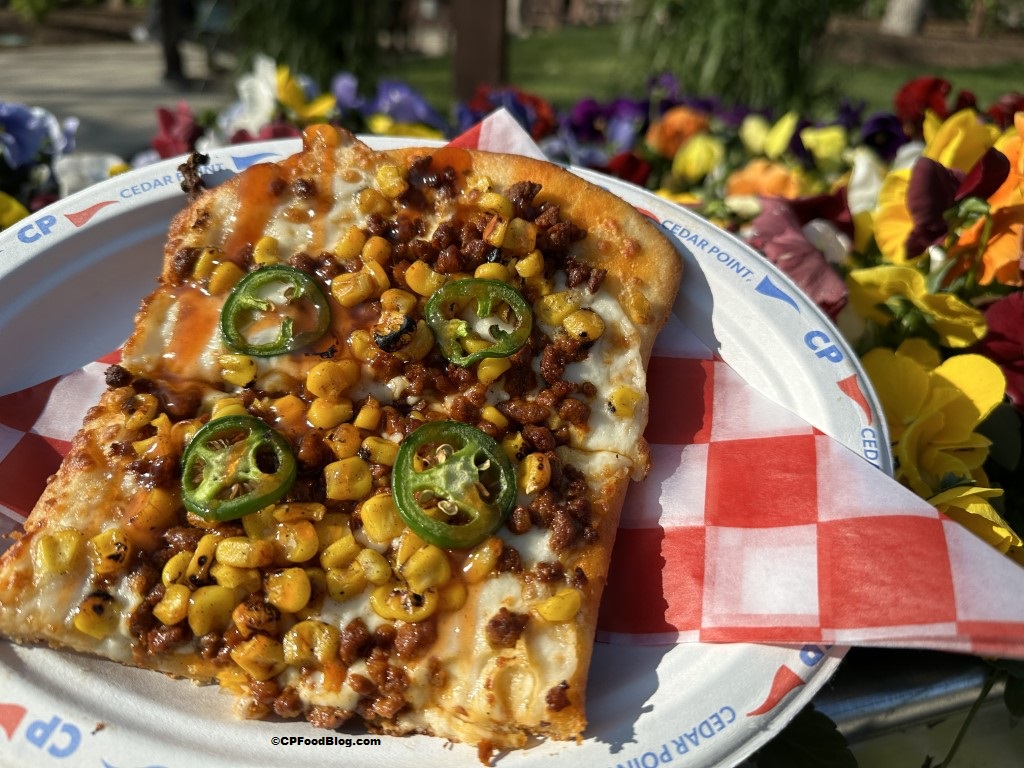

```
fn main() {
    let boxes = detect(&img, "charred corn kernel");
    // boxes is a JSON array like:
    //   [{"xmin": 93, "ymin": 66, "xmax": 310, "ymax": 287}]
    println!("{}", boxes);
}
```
[
  {"xmin": 395, "ymin": 320, "xmax": 433, "ymax": 362},
  {"xmin": 186, "ymin": 533, "xmax": 220, "ymax": 586},
  {"xmin": 269, "ymin": 393, "xmax": 306, "ymax": 428},
  {"xmin": 608, "ymin": 386, "xmax": 644, "ymax": 419},
  {"xmin": 439, "ymin": 580, "xmax": 468, "ymax": 612},
  {"xmin": 476, "ymin": 356, "xmax": 512, "ymax": 386},
  {"xmin": 152, "ymin": 583, "xmax": 190, "ymax": 625},
  {"xmin": 356, "ymin": 548, "xmax": 392, "ymax": 585},
  {"xmin": 525, "ymin": 273, "xmax": 553, "ymax": 297},
  {"xmin": 264, "ymin": 567, "xmax": 311, "ymax": 613},
  {"xmin": 123, "ymin": 393, "xmax": 159, "ymax": 430},
  {"xmin": 480, "ymin": 405, "xmax": 509, "ymax": 430},
  {"xmin": 562, "ymin": 308, "xmax": 605, "ymax": 342},
  {"xmin": 462, "ymin": 536, "xmax": 503, "ymax": 583},
  {"xmin": 210, "ymin": 562, "xmax": 261, "ymax": 592},
  {"xmin": 474, "ymin": 262, "xmax": 510, "ymax": 282},
  {"xmin": 131, "ymin": 412, "xmax": 172, "ymax": 456},
  {"xmin": 359, "ymin": 494, "xmax": 404, "ymax": 543},
  {"xmin": 334, "ymin": 226, "xmax": 367, "ymax": 261},
  {"xmin": 362, "ymin": 258, "xmax": 390, "ymax": 293},
  {"xmin": 219, "ymin": 353, "xmax": 258, "ymax": 387},
  {"xmin": 347, "ymin": 328, "xmax": 377, "ymax": 363},
  {"xmin": 478, "ymin": 191, "xmax": 514, "ymax": 220},
  {"xmin": 242, "ymin": 505, "xmax": 277, "ymax": 540},
  {"xmin": 395, "ymin": 529, "xmax": 429, "ymax": 569},
  {"xmin": 519, "ymin": 452, "xmax": 552, "ymax": 495},
  {"xmin": 273, "ymin": 503, "xmax": 326, "ymax": 523},
  {"xmin": 303, "ymin": 566, "xmax": 327, "ymax": 608},
  {"xmin": 210, "ymin": 396, "xmax": 248, "ymax": 420},
  {"xmin": 216, "ymin": 537, "xmax": 276, "ymax": 569},
  {"xmin": 536, "ymin": 291, "xmax": 581, "ymax": 326},
  {"xmin": 314, "ymin": 512, "xmax": 351, "ymax": 547},
  {"xmin": 483, "ymin": 214, "xmax": 509, "ymax": 248},
  {"xmin": 319, "ymin": 530, "xmax": 361, "ymax": 569},
  {"xmin": 375, "ymin": 164, "xmax": 409, "ymax": 198},
  {"xmin": 514, "ymin": 249, "xmax": 544, "ymax": 278},
  {"xmin": 361, "ymin": 234, "xmax": 392, "ymax": 266},
  {"xmin": 400, "ymin": 544, "xmax": 451, "ymax": 593},
  {"xmin": 31, "ymin": 529, "xmax": 84, "ymax": 576},
  {"xmin": 192, "ymin": 247, "xmax": 219, "ymax": 279},
  {"xmin": 535, "ymin": 588, "xmax": 582, "ymax": 622},
  {"xmin": 369, "ymin": 584, "xmax": 438, "ymax": 623},
  {"xmin": 89, "ymin": 528, "xmax": 131, "ymax": 576},
  {"xmin": 404, "ymin": 259, "xmax": 446, "ymax": 297},
  {"xmin": 353, "ymin": 397, "xmax": 382, "ymax": 430},
  {"xmin": 326, "ymin": 562, "xmax": 367, "ymax": 603},
  {"xmin": 73, "ymin": 591, "xmax": 118, "ymax": 639},
  {"xmin": 502, "ymin": 218, "xmax": 537, "ymax": 254},
  {"xmin": 283, "ymin": 620, "xmax": 340, "ymax": 666},
  {"xmin": 324, "ymin": 456, "xmax": 373, "ymax": 501},
  {"xmin": 361, "ymin": 435, "xmax": 399, "ymax": 466},
  {"xmin": 501, "ymin": 431, "xmax": 529, "ymax": 462},
  {"xmin": 125, "ymin": 487, "xmax": 179, "ymax": 547},
  {"xmin": 170, "ymin": 419, "xmax": 201, "ymax": 452},
  {"xmin": 465, "ymin": 172, "xmax": 492, "ymax": 194},
  {"xmin": 230, "ymin": 635, "xmax": 287, "ymax": 681},
  {"xmin": 325, "ymin": 422, "xmax": 362, "ymax": 460},
  {"xmin": 188, "ymin": 584, "xmax": 236, "ymax": 636},
  {"xmin": 306, "ymin": 359, "xmax": 361, "ymax": 401},
  {"xmin": 331, "ymin": 270, "xmax": 377, "ymax": 307},
  {"xmin": 273, "ymin": 520, "xmax": 320, "ymax": 563},
  {"xmin": 380, "ymin": 288, "xmax": 417, "ymax": 314},
  {"xmin": 162, "ymin": 550, "xmax": 193, "ymax": 586},
  {"xmin": 231, "ymin": 595, "xmax": 281, "ymax": 639},
  {"xmin": 623, "ymin": 285, "xmax": 654, "ymax": 325},
  {"xmin": 357, "ymin": 187, "xmax": 390, "ymax": 216},
  {"xmin": 251, "ymin": 235, "xmax": 280, "ymax": 266},
  {"xmin": 207, "ymin": 261, "xmax": 246, "ymax": 295}
]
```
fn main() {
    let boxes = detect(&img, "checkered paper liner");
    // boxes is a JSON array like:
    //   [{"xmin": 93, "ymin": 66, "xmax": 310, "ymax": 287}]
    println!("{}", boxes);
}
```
[{"xmin": 2, "ymin": 111, "xmax": 1023, "ymax": 663}]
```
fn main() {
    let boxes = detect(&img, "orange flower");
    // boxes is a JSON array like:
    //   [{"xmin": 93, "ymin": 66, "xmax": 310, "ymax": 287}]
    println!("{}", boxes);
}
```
[
  {"xmin": 645, "ymin": 106, "xmax": 709, "ymax": 158},
  {"xmin": 725, "ymin": 158, "xmax": 805, "ymax": 198}
]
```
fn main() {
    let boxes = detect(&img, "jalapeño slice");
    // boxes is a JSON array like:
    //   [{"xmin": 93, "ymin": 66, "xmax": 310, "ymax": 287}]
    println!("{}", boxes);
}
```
[
  {"xmin": 220, "ymin": 264, "xmax": 331, "ymax": 357},
  {"xmin": 392, "ymin": 420, "xmax": 517, "ymax": 550},
  {"xmin": 424, "ymin": 278, "xmax": 532, "ymax": 367},
  {"xmin": 181, "ymin": 415, "xmax": 297, "ymax": 521}
]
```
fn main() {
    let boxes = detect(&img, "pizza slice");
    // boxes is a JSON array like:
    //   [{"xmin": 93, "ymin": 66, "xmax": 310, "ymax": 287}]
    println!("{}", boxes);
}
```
[{"xmin": 0, "ymin": 126, "xmax": 681, "ymax": 760}]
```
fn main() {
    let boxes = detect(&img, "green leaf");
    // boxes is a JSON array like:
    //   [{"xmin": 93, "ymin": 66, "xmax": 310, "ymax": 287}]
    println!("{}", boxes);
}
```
[{"xmin": 752, "ymin": 705, "xmax": 858, "ymax": 768}]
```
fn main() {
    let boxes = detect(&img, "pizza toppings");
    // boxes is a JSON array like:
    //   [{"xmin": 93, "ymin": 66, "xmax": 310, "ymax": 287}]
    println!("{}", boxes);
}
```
[
  {"xmin": 391, "ymin": 420, "xmax": 517, "ymax": 549},
  {"xmin": 180, "ymin": 415, "xmax": 298, "ymax": 521},
  {"xmin": 220, "ymin": 264, "xmax": 332, "ymax": 357}
]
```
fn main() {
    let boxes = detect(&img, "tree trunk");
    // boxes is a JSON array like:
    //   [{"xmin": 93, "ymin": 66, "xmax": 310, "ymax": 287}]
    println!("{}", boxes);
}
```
[
  {"xmin": 880, "ymin": 0, "xmax": 927, "ymax": 37},
  {"xmin": 968, "ymin": 0, "xmax": 986, "ymax": 38}
]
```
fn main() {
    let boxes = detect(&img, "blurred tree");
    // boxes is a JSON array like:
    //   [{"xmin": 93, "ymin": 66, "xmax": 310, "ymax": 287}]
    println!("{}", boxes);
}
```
[
  {"xmin": 231, "ymin": 0, "xmax": 393, "ymax": 88},
  {"xmin": 880, "ymin": 0, "xmax": 928, "ymax": 35},
  {"xmin": 622, "ymin": 0, "xmax": 859, "ymax": 112}
]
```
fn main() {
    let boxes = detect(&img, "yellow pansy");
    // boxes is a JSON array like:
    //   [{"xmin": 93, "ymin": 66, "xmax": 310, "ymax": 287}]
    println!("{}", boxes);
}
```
[
  {"xmin": 930, "ymin": 485, "xmax": 1024, "ymax": 565},
  {"xmin": 871, "ymin": 167, "xmax": 914, "ymax": 263},
  {"xmin": 739, "ymin": 114, "xmax": 770, "ymax": 155},
  {"xmin": 764, "ymin": 110, "xmax": 799, "ymax": 160},
  {"xmin": 922, "ymin": 108, "xmax": 1000, "ymax": 173},
  {"xmin": 365, "ymin": 114, "xmax": 445, "ymax": 140},
  {"xmin": 671, "ymin": 133, "xmax": 725, "ymax": 184},
  {"xmin": 846, "ymin": 264, "xmax": 987, "ymax": 348},
  {"xmin": 799, "ymin": 124, "xmax": 848, "ymax": 173},
  {"xmin": 656, "ymin": 189, "xmax": 703, "ymax": 206},
  {"xmin": 276, "ymin": 66, "xmax": 336, "ymax": 124},
  {"xmin": 0, "ymin": 191, "xmax": 29, "ymax": 230}
]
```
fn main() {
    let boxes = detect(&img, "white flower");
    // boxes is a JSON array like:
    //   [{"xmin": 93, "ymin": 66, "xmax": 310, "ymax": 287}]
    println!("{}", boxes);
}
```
[{"xmin": 221, "ymin": 54, "xmax": 278, "ymax": 137}]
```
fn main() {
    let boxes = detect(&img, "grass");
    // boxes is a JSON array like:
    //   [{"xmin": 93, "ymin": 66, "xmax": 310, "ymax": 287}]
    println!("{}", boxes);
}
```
[{"xmin": 379, "ymin": 22, "xmax": 1022, "ymax": 120}]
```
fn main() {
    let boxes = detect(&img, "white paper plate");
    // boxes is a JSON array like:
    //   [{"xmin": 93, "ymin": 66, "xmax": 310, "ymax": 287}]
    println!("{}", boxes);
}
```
[{"xmin": 0, "ymin": 137, "xmax": 892, "ymax": 768}]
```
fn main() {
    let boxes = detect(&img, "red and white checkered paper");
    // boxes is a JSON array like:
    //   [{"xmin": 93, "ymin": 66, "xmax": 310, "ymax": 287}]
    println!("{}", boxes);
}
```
[{"xmin": 2, "ymin": 111, "xmax": 1024, "ymax": 661}]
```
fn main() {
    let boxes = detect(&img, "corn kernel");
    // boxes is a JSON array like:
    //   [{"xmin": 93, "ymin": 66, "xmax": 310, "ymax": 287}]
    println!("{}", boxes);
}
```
[
  {"xmin": 476, "ymin": 356, "xmax": 512, "ymax": 386},
  {"xmin": 477, "ymin": 191, "xmax": 514, "ymax": 220},
  {"xmin": 360, "ymin": 435, "xmax": 399, "ymax": 466},
  {"xmin": 400, "ymin": 544, "xmax": 452, "ymax": 593},
  {"xmin": 347, "ymin": 328, "xmax": 379, "ymax": 363},
  {"xmin": 361, "ymin": 235, "xmax": 393, "ymax": 266},
  {"xmin": 623, "ymin": 284, "xmax": 654, "ymax": 325},
  {"xmin": 162, "ymin": 550, "xmax": 193, "ymax": 586},
  {"xmin": 439, "ymin": 580, "xmax": 468, "ymax": 612},
  {"xmin": 356, "ymin": 548, "xmax": 392, "ymax": 585},
  {"xmin": 73, "ymin": 591, "xmax": 118, "ymax": 639},
  {"xmin": 395, "ymin": 529, "xmax": 428, "ymax": 569},
  {"xmin": 501, "ymin": 431, "xmax": 529, "ymax": 462},
  {"xmin": 242, "ymin": 505, "xmax": 277, "ymax": 540},
  {"xmin": 519, "ymin": 452, "xmax": 553, "ymax": 495},
  {"xmin": 480, "ymin": 405, "xmax": 509, "ymax": 430},
  {"xmin": 395, "ymin": 320, "xmax": 434, "ymax": 362},
  {"xmin": 325, "ymin": 422, "xmax": 362, "ymax": 460},
  {"xmin": 314, "ymin": 512, "xmax": 352, "ymax": 548},
  {"xmin": 192, "ymin": 247, "xmax": 219, "ymax": 280},
  {"xmin": 152, "ymin": 583, "xmax": 191, "ymax": 625},
  {"xmin": 123, "ymin": 393, "xmax": 160, "ymax": 431},
  {"xmin": 210, "ymin": 396, "xmax": 248, "ymax": 420},
  {"xmin": 353, "ymin": 397, "xmax": 382, "ymax": 430},
  {"xmin": 268, "ymin": 394, "xmax": 306, "ymax": 429},
  {"xmin": 502, "ymin": 218, "xmax": 537, "ymax": 254},
  {"xmin": 207, "ymin": 261, "xmax": 246, "ymax": 295},
  {"xmin": 334, "ymin": 226, "xmax": 367, "ymax": 261},
  {"xmin": 219, "ymin": 353, "xmax": 258, "ymax": 387},
  {"xmin": 251, "ymin": 235, "xmax": 280, "ymax": 266},
  {"xmin": 124, "ymin": 487, "xmax": 180, "ymax": 550},
  {"xmin": 369, "ymin": 584, "xmax": 438, "ymax": 623},
  {"xmin": 265, "ymin": 567, "xmax": 312, "ymax": 613},
  {"xmin": 325, "ymin": 562, "xmax": 367, "ymax": 603},
  {"xmin": 536, "ymin": 291, "xmax": 581, "ymax": 326},
  {"xmin": 273, "ymin": 519, "xmax": 320, "ymax": 564},
  {"xmin": 462, "ymin": 536, "xmax": 503, "ymax": 583},
  {"xmin": 380, "ymin": 288, "xmax": 417, "ymax": 314},
  {"xmin": 231, "ymin": 595, "xmax": 280, "ymax": 639},
  {"xmin": 376, "ymin": 164, "xmax": 409, "ymax": 198},
  {"xmin": 535, "ymin": 588, "xmax": 583, "ymax": 622},
  {"xmin": 474, "ymin": 262, "xmax": 510, "ymax": 283},
  {"xmin": 359, "ymin": 494, "xmax": 405, "ymax": 543},
  {"xmin": 331, "ymin": 270, "xmax": 377, "ymax": 307},
  {"xmin": 89, "ymin": 528, "xmax": 131, "ymax": 576},
  {"xmin": 230, "ymin": 635, "xmax": 287, "ymax": 681},
  {"xmin": 188, "ymin": 584, "xmax": 236, "ymax": 636},
  {"xmin": 273, "ymin": 503, "xmax": 326, "ymax": 523},
  {"xmin": 357, "ymin": 187, "xmax": 391, "ymax": 216},
  {"xmin": 608, "ymin": 386, "xmax": 644, "ymax": 419},
  {"xmin": 216, "ymin": 537, "xmax": 276, "ymax": 569},
  {"xmin": 362, "ymin": 259, "xmax": 390, "ymax": 293},
  {"xmin": 324, "ymin": 456, "xmax": 373, "ymax": 501},
  {"xmin": 514, "ymin": 249, "xmax": 544, "ymax": 279},
  {"xmin": 306, "ymin": 359, "xmax": 360, "ymax": 401},
  {"xmin": 210, "ymin": 562, "xmax": 261, "ymax": 592},
  {"xmin": 562, "ymin": 308, "xmax": 605, "ymax": 342},
  {"xmin": 319, "ymin": 530, "xmax": 362, "ymax": 569},
  {"xmin": 31, "ymin": 529, "xmax": 84, "ymax": 577},
  {"xmin": 404, "ymin": 259, "xmax": 446, "ymax": 297},
  {"xmin": 483, "ymin": 214, "xmax": 509, "ymax": 248},
  {"xmin": 283, "ymin": 619, "xmax": 340, "ymax": 667},
  {"xmin": 186, "ymin": 533, "xmax": 220, "ymax": 587}
]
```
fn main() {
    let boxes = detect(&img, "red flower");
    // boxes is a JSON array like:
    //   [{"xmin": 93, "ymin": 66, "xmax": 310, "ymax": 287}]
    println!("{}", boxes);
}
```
[
  {"xmin": 151, "ymin": 101, "xmax": 202, "ymax": 159},
  {"xmin": 987, "ymin": 93, "xmax": 1024, "ymax": 130},
  {"xmin": 974, "ymin": 292, "xmax": 1024, "ymax": 411},
  {"xmin": 602, "ymin": 151, "xmax": 652, "ymax": 186}
]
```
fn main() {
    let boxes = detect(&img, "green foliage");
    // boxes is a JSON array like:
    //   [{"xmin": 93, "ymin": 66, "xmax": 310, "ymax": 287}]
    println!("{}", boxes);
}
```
[
  {"xmin": 622, "ymin": 0, "xmax": 854, "ymax": 111},
  {"xmin": 231, "ymin": 0, "xmax": 392, "ymax": 90},
  {"xmin": 10, "ymin": 0, "xmax": 57, "ymax": 25}
]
